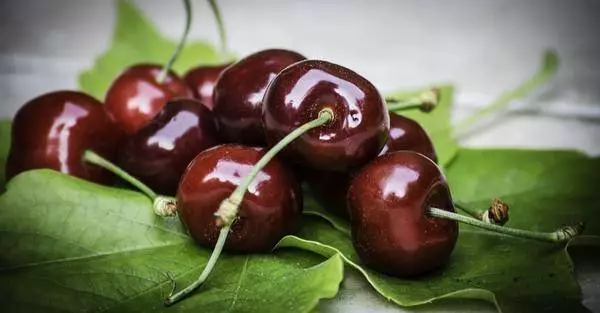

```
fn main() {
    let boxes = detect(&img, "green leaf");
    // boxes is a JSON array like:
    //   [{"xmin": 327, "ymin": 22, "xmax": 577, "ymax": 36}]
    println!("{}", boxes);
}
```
[
  {"xmin": 446, "ymin": 149, "xmax": 600, "ymax": 237},
  {"xmin": 78, "ymin": 0, "xmax": 234, "ymax": 100},
  {"xmin": 0, "ymin": 120, "xmax": 11, "ymax": 191},
  {"xmin": 385, "ymin": 85, "xmax": 458, "ymax": 167},
  {"xmin": 0, "ymin": 170, "xmax": 344, "ymax": 312},
  {"xmin": 286, "ymin": 148, "xmax": 600, "ymax": 312}
]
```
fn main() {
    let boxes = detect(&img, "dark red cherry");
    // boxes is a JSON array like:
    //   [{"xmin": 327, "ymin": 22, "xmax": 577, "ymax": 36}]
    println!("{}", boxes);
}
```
[
  {"xmin": 105, "ymin": 64, "xmax": 193, "ymax": 135},
  {"xmin": 380, "ymin": 113, "xmax": 437, "ymax": 162},
  {"xmin": 117, "ymin": 99, "xmax": 220, "ymax": 195},
  {"xmin": 263, "ymin": 60, "xmax": 389, "ymax": 171},
  {"xmin": 305, "ymin": 113, "xmax": 437, "ymax": 218},
  {"xmin": 177, "ymin": 144, "xmax": 302, "ymax": 252},
  {"xmin": 212, "ymin": 49, "xmax": 306, "ymax": 145},
  {"xmin": 348, "ymin": 151, "xmax": 458, "ymax": 277},
  {"xmin": 6, "ymin": 90, "xmax": 122, "ymax": 184},
  {"xmin": 184, "ymin": 63, "xmax": 231, "ymax": 110}
]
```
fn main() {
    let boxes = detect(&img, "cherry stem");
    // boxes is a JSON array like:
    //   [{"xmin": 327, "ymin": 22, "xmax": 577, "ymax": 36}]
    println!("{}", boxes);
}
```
[
  {"xmin": 455, "ymin": 198, "xmax": 509, "ymax": 226},
  {"xmin": 207, "ymin": 0, "xmax": 228, "ymax": 55},
  {"xmin": 386, "ymin": 88, "xmax": 439, "ymax": 113},
  {"xmin": 82, "ymin": 150, "xmax": 177, "ymax": 217},
  {"xmin": 164, "ymin": 108, "xmax": 335, "ymax": 306},
  {"xmin": 157, "ymin": 0, "xmax": 192, "ymax": 83},
  {"xmin": 453, "ymin": 50, "xmax": 559, "ymax": 135},
  {"xmin": 164, "ymin": 226, "xmax": 229, "ymax": 306},
  {"xmin": 428, "ymin": 207, "xmax": 584, "ymax": 243}
]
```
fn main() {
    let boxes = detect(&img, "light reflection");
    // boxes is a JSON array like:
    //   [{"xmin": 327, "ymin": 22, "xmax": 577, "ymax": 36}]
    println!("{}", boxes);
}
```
[
  {"xmin": 381, "ymin": 167, "xmax": 419, "ymax": 199},
  {"xmin": 47, "ymin": 103, "xmax": 89, "ymax": 172},
  {"xmin": 200, "ymin": 82, "xmax": 214, "ymax": 97},
  {"xmin": 202, "ymin": 160, "xmax": 271, "ymax": 196},
  {"xmin": 127, "ymin": 80, "xmax": 164, "ymax": 114},
  {"xmin": 146, "ymin": 111, "xmax": 199, "ymax": 151},
  {"xmin": 248, "ymin": 73, "xmax": 276, "ymax": 105},
  {"xmin": 318, "ymin": 133, "xmax": 333, "ymax": 141},
  {"xmin": 333, "ymin": 86, "xmax": 362, "ymax": 128},
  {"xmin": 284, "ymin": 69, "xmax": 366, "ymax": 111},
  {"xmin": 389, "ymin": 127, "xmax": 406, "ymax": 139}
]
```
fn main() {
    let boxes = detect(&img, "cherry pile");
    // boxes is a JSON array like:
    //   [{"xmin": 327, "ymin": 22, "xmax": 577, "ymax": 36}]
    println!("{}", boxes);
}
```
[{"xmin": 4, "ymin": 0, "xmax": 584, "ymax": 307}]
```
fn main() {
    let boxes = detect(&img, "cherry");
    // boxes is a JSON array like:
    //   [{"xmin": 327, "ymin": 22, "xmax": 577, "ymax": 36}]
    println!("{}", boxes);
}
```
[
  {"xmin": 183, "ymin": 63, "xmax": 231, "ymax": 110},
  {"xmin": 380, "ymin": 113, "xmax": 437, "ymax": 162},
  {"xmin": 212, "ymin": 49, "xmax": 306, "ymax": 145},
  {"xmin": 6, "ymin": 91, "xmax": 122, "ymax": 185},
  {"xmin": 117, "ymin": 99, "xmax": 219, "ymax": 196},
  {"xmin": 104, "ymin": 0, "xmax": 195, "ymax": 135},
  {"xmin": 305, "ymin": 112, "xmax": 437, "ymax": 219},
  {"xmin": 176, "ymin": 144, "xmax": 302, "ymax": 252},
  {"xmin": 348, "ymin": 151, "xmax": 457, "ymax": 276},
  {"xmin": 263, "ymin": 59, "xmax": 390, "ymax": 171},
  {"xmin": 166, "ymin": 59, "xmax": 391, "ymax": 305},
  {"xmin": 104, "ymin": 64, "xmax": 193, "ymax": 135},
  {"xmin": 348, "ymin": 151, "xmax": 584, "ymax": 277}
]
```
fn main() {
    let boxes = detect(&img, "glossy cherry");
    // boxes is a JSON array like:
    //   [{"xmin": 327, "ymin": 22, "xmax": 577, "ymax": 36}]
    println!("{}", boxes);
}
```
[
  {"xmin": 263, "ymin": 60, "xmax": 390, "ymax": 171},
  {"xmin": 104, "ymin": 64, "xmax": 193, "ymax": 135},
  {"xmin": 177, "ymin": 144, "xmax": 303, "ymax": 252},
  {"xmin": 347, "ymin": 151, "xmax": 458, "ymax": 277},
  {"xmin": 184, "ymin": 63, "xmax": 231, "ymax": 110},
  {"xmin": 117, "ymin": 99, "xmax": 220, "ymax": 195},
  {"xmin": 212, "ymin": 49, "xmax": 306, "ymax": 145},
  {"xmin": 380, "ymin": 113, "xmax": 437, "ymax": 162},
  {"xmin": 305, "ymin": 112, "xmax": 437, "ymax": 218},
  {"xmin": 6, "ymin": 90, "xmax": 122, "ymax": 185}
]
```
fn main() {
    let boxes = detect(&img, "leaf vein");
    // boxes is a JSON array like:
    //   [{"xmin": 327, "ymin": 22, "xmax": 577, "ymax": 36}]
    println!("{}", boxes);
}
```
[
  {"xmin": 0, "ymin": 241, "xmax": 189, "ymax": 271},
  {"xmin": 229, "ymin": 256, "xmax": 250, "ymax": 311}
]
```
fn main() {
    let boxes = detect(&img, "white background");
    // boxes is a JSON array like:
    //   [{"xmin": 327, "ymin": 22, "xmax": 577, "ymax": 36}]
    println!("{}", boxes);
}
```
[{"xmin": 0, "ymin": 0, "xmax": 599, "ymax": 311}]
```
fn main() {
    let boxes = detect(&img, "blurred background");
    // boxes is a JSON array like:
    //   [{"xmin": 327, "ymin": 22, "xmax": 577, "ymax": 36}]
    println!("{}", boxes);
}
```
[
  {"xmin": 0, "ymin": 0, "xmax": 599, "ymax": 312},
  {"xmin": 1, "ymin": 0, "xmax": 600, "ymax": 153}
]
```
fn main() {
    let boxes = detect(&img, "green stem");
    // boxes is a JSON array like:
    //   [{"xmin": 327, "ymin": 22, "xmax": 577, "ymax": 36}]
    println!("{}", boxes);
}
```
[
  {"xmin": 164, "ymin": 108, "xmax": 334, "ymax": 306},
  {"xmin": 386, "ymin": 103, "xmax": 423, "ymax": 112},
  {"xmin": 454, "ymin": 201, "xmax": 487, "ymax": 223},
  {"xmin": 164, "ymin": 226, "xmax": 230, "ymax": 306},
  {"xmin": 83, "ymin": 150, "xmax": 157, "ymax": 200},
  {"xmin": 386, "ymin": 88, "xmax": 439, "ymax": 113},
  {"xmin": 82, "ymin": 150, "xmax": 177, "ymax": 217},
  {"xmin": 453, "ymin": 50, "xmax": 559, "ymax": 135},
  {"xmin": 207, "ymin": 0, "xmax": 228, "ymax": 55},
  {"xmin": 218, "ymin": 108, "xmax": 334, "ymax": 224},
  {"xmin": 157, "ymin": 0, "xmax": 192, "ymax": 83},
  {"xmin": 429, "ymin": 207, "xmax": 583, "ymax": 243}
]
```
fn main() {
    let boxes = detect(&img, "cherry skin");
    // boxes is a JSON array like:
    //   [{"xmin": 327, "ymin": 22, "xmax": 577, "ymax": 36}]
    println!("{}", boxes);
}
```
[
  {"xmin": 6, "ymin": 90, "xmax": 122, "ymax": 185},
  {"xmin": 347, "ymin": 151, "xmax": 458, "ymax": 277},
  {"xmin": 263, "ymin": 60, "xmax": 390, "ymax": 171},
  {"xmin": 183, "ymin": 63, "xmax": 231, "ymax": 111},
  {"xmin": 212, "ymin": 49, "xmax": 306, "ymax": 145},
  {"xmin": 305, "ymin": 113, "xmax": 438, "ymax": 218},
  {"xmin": 380, "ymin": 113, "xmax": 437, "ymax": 162},
  {"xmin": 105, "ymin": 64, "xmax": 193, "ymax": 135},
  {"xmin": 177, "ymin": 144, "xmax": 303, "ymax": 252},
  {"xmin": 117, "ymin": 99, "xmax": 220, "ymax": 196}
]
